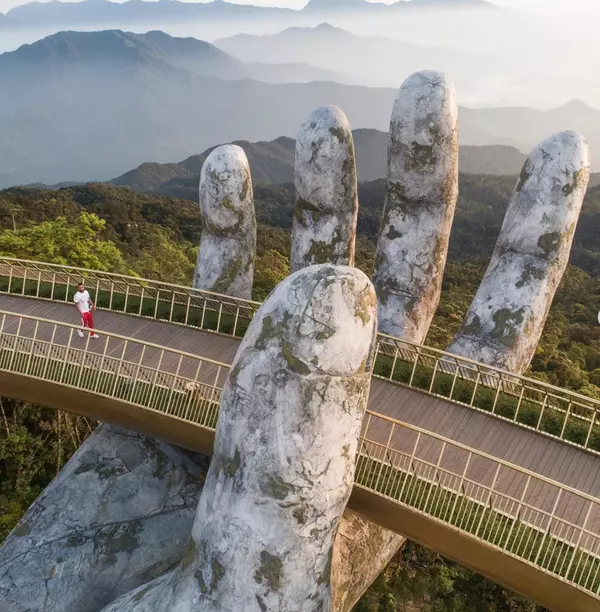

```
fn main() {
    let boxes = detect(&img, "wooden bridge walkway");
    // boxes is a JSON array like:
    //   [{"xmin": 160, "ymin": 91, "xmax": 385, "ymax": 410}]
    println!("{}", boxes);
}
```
[
  {"xmin": 2, "ymin": 292, "xmax": 600, "ymax": 610},
  {"xmin": 1, "ymin": 293, "xmax": 600, "ymax": 510}
]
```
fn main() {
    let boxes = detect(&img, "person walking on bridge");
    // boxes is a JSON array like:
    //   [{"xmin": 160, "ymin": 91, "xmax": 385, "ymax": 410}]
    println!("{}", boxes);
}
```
[{"xmin": 74, "ymin": 282, "xmax": 99, "ymax": 339}]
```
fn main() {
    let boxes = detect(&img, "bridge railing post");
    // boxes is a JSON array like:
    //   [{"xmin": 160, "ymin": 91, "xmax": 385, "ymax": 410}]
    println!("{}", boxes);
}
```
[
  {"xmin": 505, "ymin": 474, "xmax": 532, "ymax": 556},
  {"xmin": 75, "ymin": 331, "xmax": 92, "ymax": 389}
]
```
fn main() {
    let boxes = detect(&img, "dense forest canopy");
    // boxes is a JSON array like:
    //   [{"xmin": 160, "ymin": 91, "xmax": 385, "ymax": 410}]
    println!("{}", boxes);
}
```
[{"xmin": 1, "ymin": 175, "xmax": 599, "ymax": 611}]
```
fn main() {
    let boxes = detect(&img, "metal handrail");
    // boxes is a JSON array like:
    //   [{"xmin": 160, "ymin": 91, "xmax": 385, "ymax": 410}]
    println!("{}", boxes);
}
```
[
  {"xmin": 1, "ymin": 256, "xmax": 599, "ymax": 454},
  {"xmin": 357, "ymin": 410, "xmax": 600, "ymax": 596},
  {"xmin": 0, "ymin": 309, "xmax": 229, "ymax": 429},
  {"xmin": 1, "ymin": 307, "xmax": 600, "ymax": 596}
]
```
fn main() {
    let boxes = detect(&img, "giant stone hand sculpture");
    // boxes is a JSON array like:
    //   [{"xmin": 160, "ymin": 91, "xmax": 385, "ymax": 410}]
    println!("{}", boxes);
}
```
[
  {"xmin": 193, "ymin": 144, "xmax": 256, "ymax": 299},
  {"xmin": 447, "ymin": 131, "xmax": 589, "ymax": 372},
  {"xmin": 325, "ymin": 94, "xmax": 589, "ymax": 611},
  {"xmin": 0, "ymin": 68, "xmax": 591, "ymax": 612},
  {"xmin": 291, "ymin": 105, "xmax": 359, "ymax": 273},
  {"xmin": 373, "ymin": 70, "xmax": 459, "ymax": 342},
  {"xmin": 0, "ymin": 146, "xmax": 258, "ymax": 612},
  {"xmin": 98, "ymin": 264, "xmax": 377, "ymax": 611}
]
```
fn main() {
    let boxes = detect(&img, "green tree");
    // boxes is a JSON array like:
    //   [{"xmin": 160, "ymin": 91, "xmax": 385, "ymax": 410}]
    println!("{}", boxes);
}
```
[
  {"xmin": 252, "ymin": 249, "xmax": 290, "ymax": 301},
  {"xmin": 0, "ymin": 212, "xmax": 131, "ymax": 273},
  {"xmin": 133, "ymin": 227, "xmax": 197, "ymax": 285}
]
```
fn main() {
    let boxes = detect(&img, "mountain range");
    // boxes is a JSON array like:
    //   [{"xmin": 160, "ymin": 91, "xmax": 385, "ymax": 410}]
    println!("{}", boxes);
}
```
[
  {"xmin": 215, "ymin": 23, "xmax": 469, "ymax": 89},
  {"xmin": 111, "ymin": 132, "xmax": 530, "ymax": 197},
  {"xmin": 0, "ymin": 0, "xmax": 495, "ymax": 29},
  {"xmin": 2, "ymin": 28, "xmax": 599, "ymax": 188}
]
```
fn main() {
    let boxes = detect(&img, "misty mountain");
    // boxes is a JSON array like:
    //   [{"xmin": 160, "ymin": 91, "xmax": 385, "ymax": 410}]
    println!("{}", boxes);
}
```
[
  {"xmin": 304, "ymin": 0, "xmax": 493, "ymax": 9},
  {"xmin": 2, "ymin": 28, "xmax": 600, "ymax": 188},
  {"xmin": 0, "ymin": 0, "xmax": 495, "ymax": 30},
  {"xmin": 0, "ymin": 30, "xmax": 399, "ymax": 187},
  {"xmin": 214, "ymin": 22, "xmax": 518, "ymax": 99},
  {"xmin": 112, "ymin": 130, "xmax": 528, "ymax": 196},
  {"xmin": 0, "ymin": 29, "xmax": 349, "ymax": 84},
  {"xmin": 215, "ymin": 23, "xmax": 466, "ymax": 89}
]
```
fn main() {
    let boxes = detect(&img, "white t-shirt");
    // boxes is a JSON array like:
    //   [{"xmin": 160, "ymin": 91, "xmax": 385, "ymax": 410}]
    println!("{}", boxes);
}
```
[{"xmin": 74, "ymin": 290, "xmax": 91, "ymax": 314}]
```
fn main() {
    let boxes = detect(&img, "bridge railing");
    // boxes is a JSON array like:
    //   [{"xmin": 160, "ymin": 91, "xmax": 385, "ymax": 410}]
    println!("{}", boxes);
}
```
[
  {"xmin": 358, "ymin": 410, "xmax": 600, "ymax": 597},
  {"xmin": 0, "ymin": 310, "xmax": 230, "ymax": 429},
  {"xmin": 1, "ymin": 257, "xmax": 600, "ymax": 455},
  {"xmin": 374, "ymin": 335, "xmax": 600, "ymax": 455},
  {"xmin": 0, "ymin": 257, "xmax": 260, "ymax": 339},
  {"xmin": 1, "ymin": 307, "xmax": 599, "ymax": 596}
]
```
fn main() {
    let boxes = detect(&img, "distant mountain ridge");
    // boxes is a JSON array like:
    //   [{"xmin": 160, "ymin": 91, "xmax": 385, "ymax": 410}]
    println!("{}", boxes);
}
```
[
  {"xmin": 0, "ymin": 0, "xmax": 496, "ymax": 28},
  {"xmin": 2, "ymin": 28, "xmax": 600, "ymax": 188},
  {"xmin": 0, "ymin": 29, "xmax": 350, "ymax": 84},
  {"xmin": 213, "ymin": 23, "xmax": 497, "ymax": 92},
  {"xmin": 111, "ymin": 131, "xmax": 529, "ymax": 196}
]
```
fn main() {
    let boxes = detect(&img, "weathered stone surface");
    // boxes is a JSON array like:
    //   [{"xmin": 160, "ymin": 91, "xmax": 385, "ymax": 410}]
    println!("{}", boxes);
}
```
[
  {"xmin": 331, "ymin": 510, "xmax": 405, "ymax": 612},
  {"xmin": 0, "ymin": 424, "xmax": 208, "ymax": 612},
  {"xmin": 291, "ymin": 105, "xmax": 359, "ymax": 273},
  {"xmin": 373, "ymin": 70, "xmax": 459, "ymax": 342},
  {"xmin": 447, "ymin": 131, "xmax": 589, "ymax": 373},
  {"xmin": 99, "ymin": 264, "xmax": 377, "ymax": 612},
  {"xmin": 193, "ymin": 144, "xmax": 257, "ymax": 299},
  {"xmin": 331, "ymin": 71, "xmax": 457, "ymax": 611}
]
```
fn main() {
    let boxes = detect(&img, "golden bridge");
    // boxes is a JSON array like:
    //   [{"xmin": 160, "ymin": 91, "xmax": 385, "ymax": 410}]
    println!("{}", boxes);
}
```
[{"xmin": 1, "ymin": 257, "xmax": 599, "ymax": 612}]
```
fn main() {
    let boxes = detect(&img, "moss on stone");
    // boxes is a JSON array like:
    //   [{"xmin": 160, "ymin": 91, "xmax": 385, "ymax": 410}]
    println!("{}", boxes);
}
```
[
  {"xmin": 316, "ymin": 329, "xmax": 335, "ymax": 341},
  {"xmin": 294, "ymin": 197, "xmax": 323, "ymax": 227},
  {"xmin": 181, "ymin": 539, "xmax": 196, "ymax": 569},
  {"xmin": 212, "ymin": 256, "xmax": 242, "ymax": 295},
  {"xmin": 133, "ymin": 585, "xmax": 154, "ymax": 602},
  {"xmin": 307, "ymin": 240, "xmax": 333, "ymax": 265},
  {"xmin": 329, "ymin": 125, "xmax": 347, "ymax": 143},
  {"xmin": 195, "ymin": 569, "xmax": 208, "ymax": 594},
  {"xmin": 386, "ymin": 225, "xmax": 402, "ymax": 240},
  {"xmin": 562, "ymin": 168, "xmax": 582, "ymax": 196},
  {"xmin": 66, "ymin": 534, "xmax": 87, "ymax": 547},
  {"xmin": 152, "ymin": 450, "xmax": 168, "ymax": 479},
  {"xmin": 210, "ymin": 557, "xmax": 225, "ymax": 592},
  {"xmin": 354, "ymin": 289, "xmax": 376, "ymax": 325},
  {"xmin": 516, "ymin": 263, "xmax": 545, "ymax": 288},
  {"xmin": 461, "ymin": 314, "xmax": 483, "ymax": 336},
  {"xmin": 254, "ymin": 550, "xmax": 282, "ymax": 592},
  {"xmin": 259, "ymin": 474, "xmax": 297, "ymax": 500},
  {"xmin": 491, "ymin": 308, "xmax": 525, "ymax": 347},
  {"xmin": 538, "ymin": 231, "xmax": 561, "ymax": 257},
  {"xmin": 281, "ymin": 341, "xmax": 311, "ymax": 375},
  {"xmin": 93, "ymin": 520, "xmax": 142, "ymax": 566},
  {"xmin": 220, "ymin": 448, "xmax": 241, "ymax": 478},
  {"xmin": 292, "ymin": 506, "xmax": 307, "ymax": 524},
  {"xmin": 405, "ymin": 141, "xmax": 437, "ymax": 170}
]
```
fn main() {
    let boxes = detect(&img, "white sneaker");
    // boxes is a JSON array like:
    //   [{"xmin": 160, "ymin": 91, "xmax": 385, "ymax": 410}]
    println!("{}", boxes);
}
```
[
  {"xmin": 77, "ymin": 330, "xmax": 84, "ymax": 338},
  {"xmin": 91, "ymin": 334, "xmax": 100, "ymax": 339}
]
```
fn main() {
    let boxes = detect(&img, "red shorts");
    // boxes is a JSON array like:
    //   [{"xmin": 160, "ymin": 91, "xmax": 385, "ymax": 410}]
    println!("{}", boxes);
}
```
[{"xmin": 80, "ymin": 311, "xmax": 94, "ymax": 329}]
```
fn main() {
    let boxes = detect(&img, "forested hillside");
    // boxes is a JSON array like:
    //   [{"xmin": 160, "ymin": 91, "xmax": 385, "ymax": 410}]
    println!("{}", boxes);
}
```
[{"xmin": 1, "ymin": 178, "xmax": 599, "ymax": 610}]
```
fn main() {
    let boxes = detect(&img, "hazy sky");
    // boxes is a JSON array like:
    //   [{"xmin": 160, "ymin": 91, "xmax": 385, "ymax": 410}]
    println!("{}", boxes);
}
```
[{"xmin": 1, "ymin": 0, "xmax": 596, "ymax": 12}]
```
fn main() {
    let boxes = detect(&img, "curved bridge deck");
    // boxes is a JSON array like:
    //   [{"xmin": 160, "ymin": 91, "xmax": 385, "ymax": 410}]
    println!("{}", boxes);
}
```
[
  {"xmin": 2, "ymin": 260, "xmax": 600, "ymax": 610},
  {"xmin": 3, "ymin": 293, "xmax": 600, "ymax": 505}
]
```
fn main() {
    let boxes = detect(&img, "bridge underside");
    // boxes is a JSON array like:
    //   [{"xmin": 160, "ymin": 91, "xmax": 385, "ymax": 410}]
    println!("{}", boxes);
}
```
[
  {"xmin": 2, "ymin": 295, "xmax": 600, "ymax": 610},
  {"xmin": 352, "ymin": 487, "xmax": 600, "ymax": 612},
  {"xmin": 1, "ymin": 369, "xmax": 596, "ymax": 612}
]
